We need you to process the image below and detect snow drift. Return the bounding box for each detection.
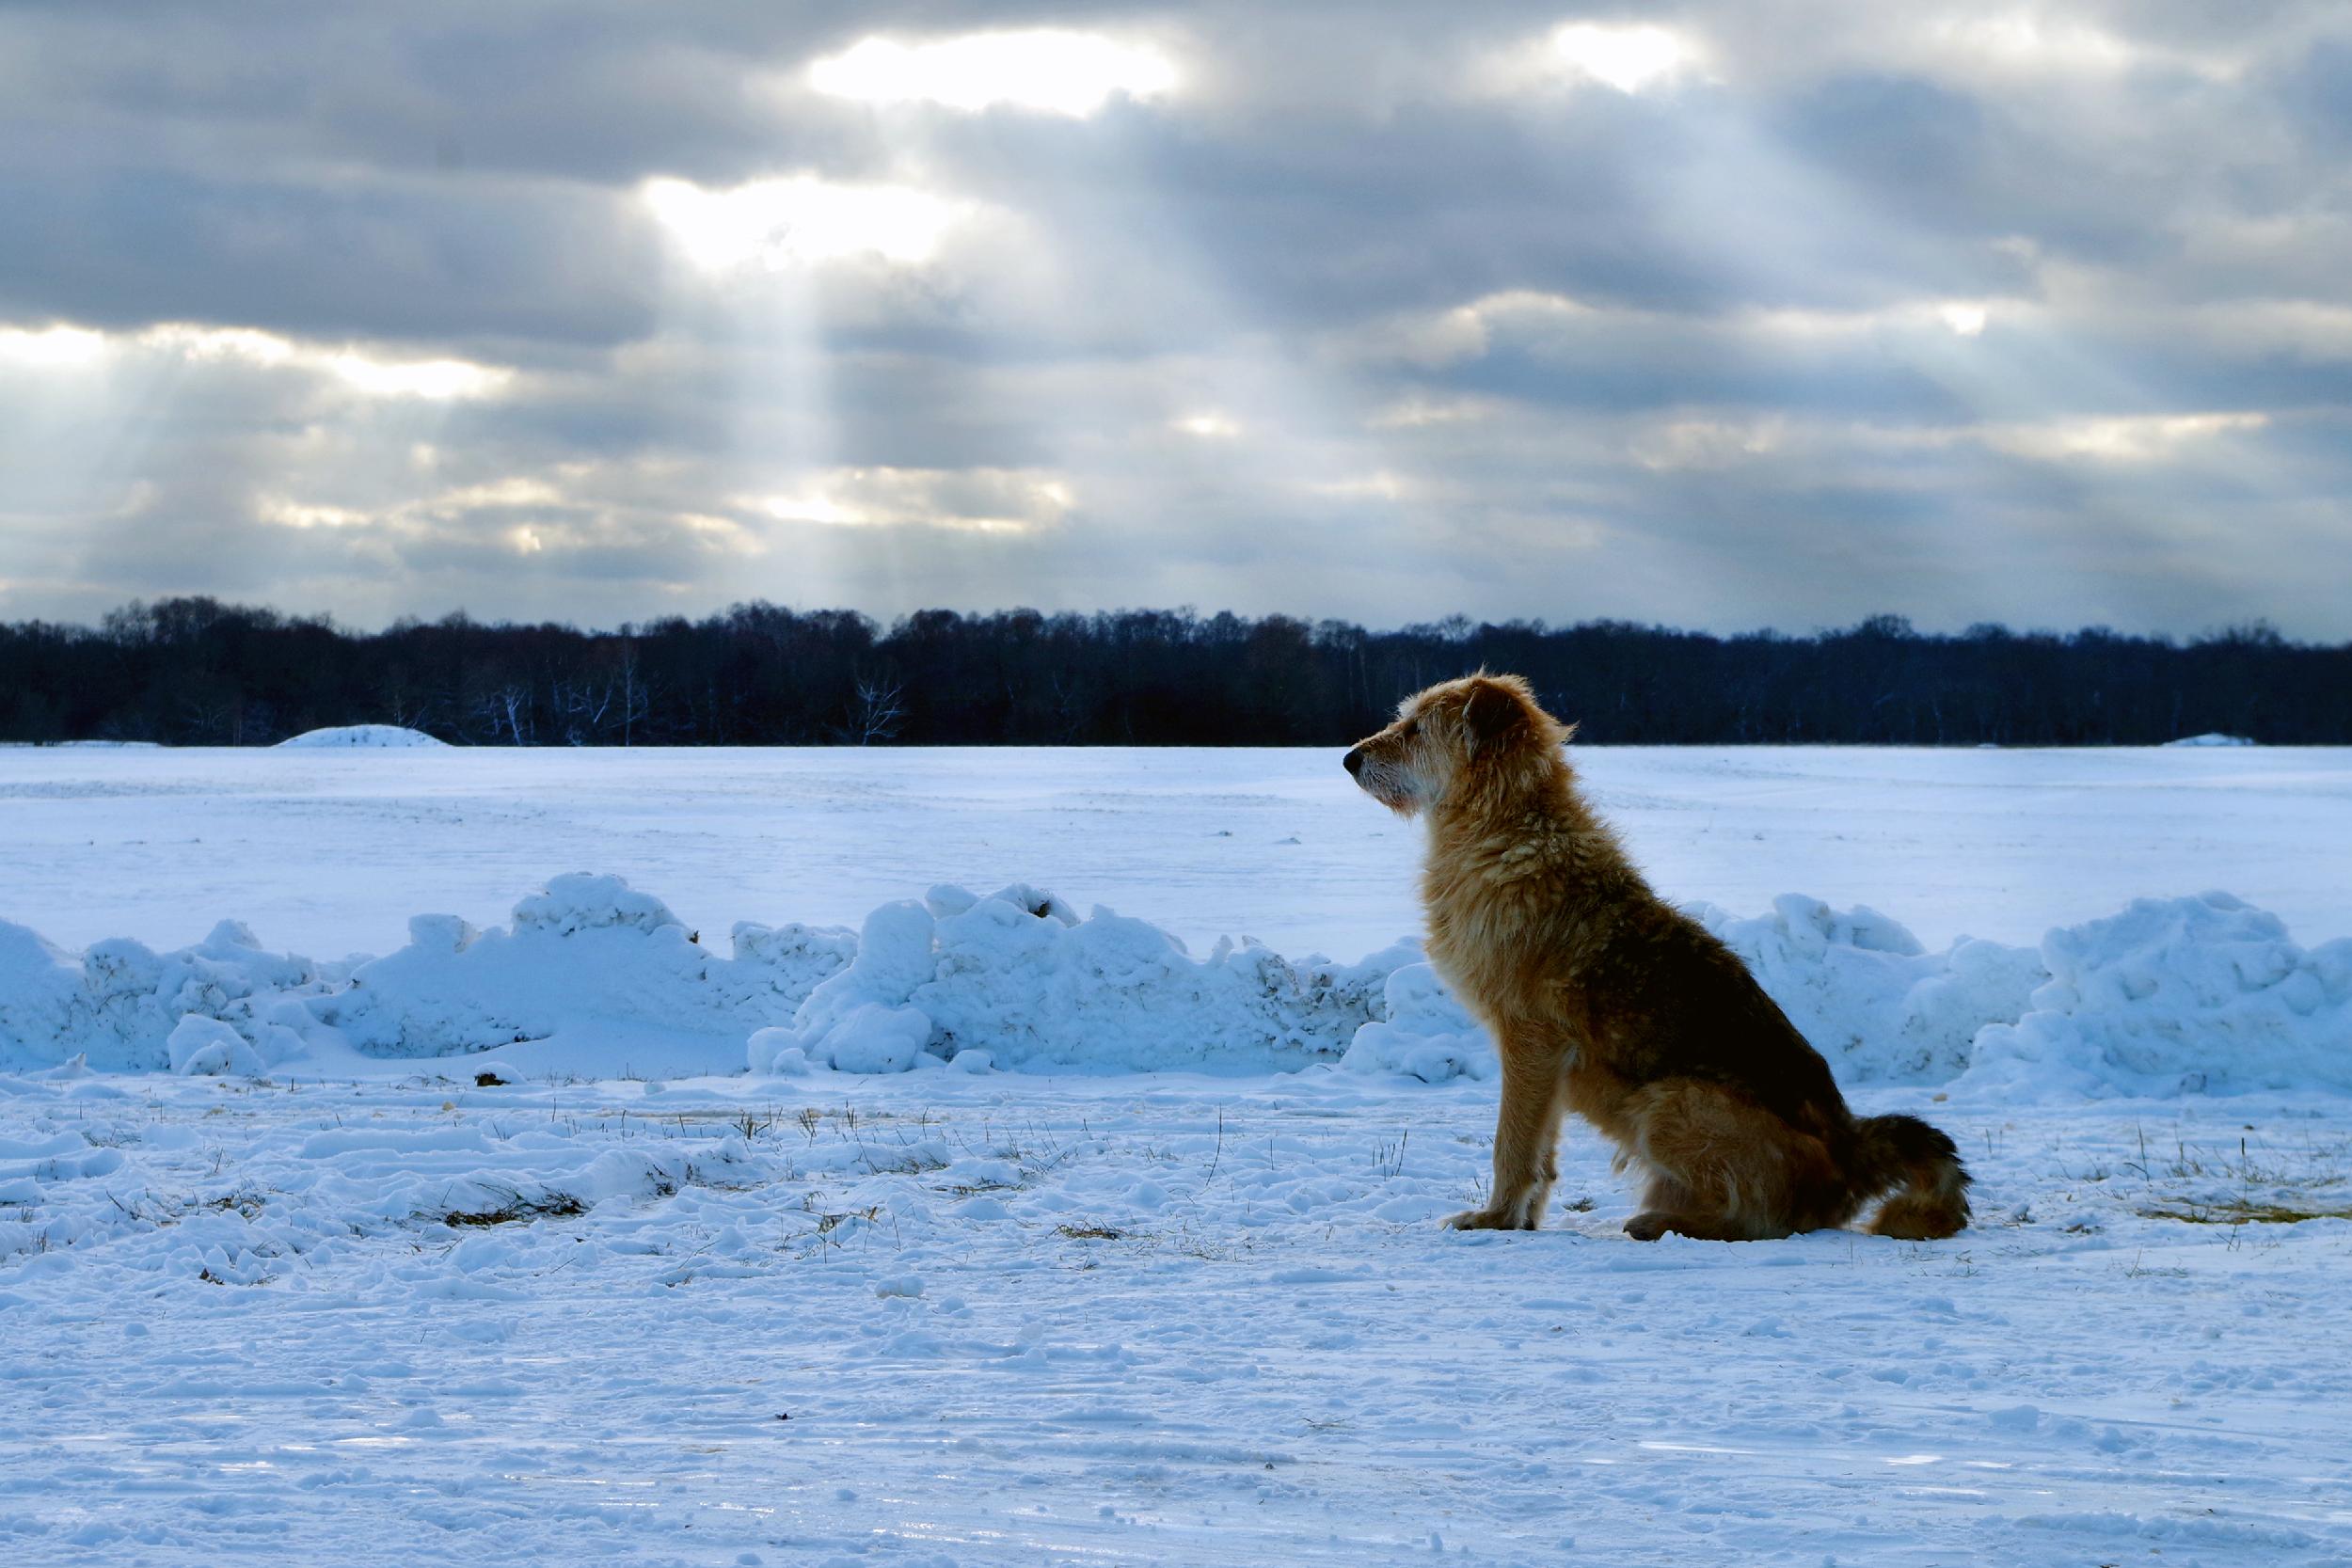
[1964,894,2352,1095]
[276,724,448,749]
[747,883,1406,1077]
[1685,896,2049,1085]
[1,878,2345,1098]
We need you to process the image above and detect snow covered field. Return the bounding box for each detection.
[4,744,2351,1565]
[6,1073,2349,1566]
[5,743,2348,959]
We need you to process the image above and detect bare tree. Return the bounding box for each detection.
[550,678,605,745]
[850,674,906,745]
[617,639,649,746]
[376,668,433,733]
[475,682,533,745]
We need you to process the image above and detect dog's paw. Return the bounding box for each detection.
[1623,1211,1672,1242]
[1444,1207,1507,1231]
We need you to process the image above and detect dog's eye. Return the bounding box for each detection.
[1400,720,1420,737]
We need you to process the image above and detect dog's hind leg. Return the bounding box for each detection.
[1619,1080,1808,1242]
[1624,1170,1720,1242]
[1446,1050,1566,1230]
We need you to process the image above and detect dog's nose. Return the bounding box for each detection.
[1343,747,1364,777]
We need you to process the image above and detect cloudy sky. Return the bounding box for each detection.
[2,3,2347,637]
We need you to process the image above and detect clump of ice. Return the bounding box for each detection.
[276,724,450,749]
[167,1015,265,1076]
[1342,962,1496,1083]
[788,1002,935,1074]
[2164,733,2256,748]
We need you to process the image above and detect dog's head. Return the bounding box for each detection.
[1343,672,1567,816]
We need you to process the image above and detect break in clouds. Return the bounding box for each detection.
[2,2,2348,638]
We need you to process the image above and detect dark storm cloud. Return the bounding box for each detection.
[0,169,670,345]
[1,0,2348,638]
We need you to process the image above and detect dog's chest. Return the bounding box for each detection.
[1422,900,1596,1020]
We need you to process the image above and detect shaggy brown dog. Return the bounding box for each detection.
[1345,673,1970,1242]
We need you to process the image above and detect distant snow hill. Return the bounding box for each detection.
[275,725,449,749]
[2165,732,2257,747]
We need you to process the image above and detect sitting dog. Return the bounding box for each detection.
[1344,673,1970,1241]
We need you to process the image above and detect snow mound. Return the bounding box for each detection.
[1963,894,2352,1096]
[167,1014,266,1077]
[1,880,2345,1098]
[276,724,449,749]
[2165,733,2256,747]
[746,888,1406,1075]
[1342,962,1495,1083]
[0,876,850,1078]
[1688,895,2047,1084]
[321,874,854,1068]
[0,918,327,1073]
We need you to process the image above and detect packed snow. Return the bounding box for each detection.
[275,723,449,748]
[4,745,2351,1565]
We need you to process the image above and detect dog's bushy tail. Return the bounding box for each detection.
[1851,1114,1972,1239]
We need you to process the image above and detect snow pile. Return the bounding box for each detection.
[276,724,449,748]
[1688,895,2048,1084]
[2,877,2347,1097]
[1963,893,2352,1096]
[0,918,329,1073]
[2164,733,2256,747]
[747,883,1406,1075]
[1184,889,2350,1097]
[1342,962,1495,1083]
[0,876,849,1077]
[319,874,853,1063]
[0,875,1402,1080]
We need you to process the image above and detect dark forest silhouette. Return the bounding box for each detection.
[2,598,2343,747]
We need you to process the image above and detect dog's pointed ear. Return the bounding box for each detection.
[1462,676,1532,756]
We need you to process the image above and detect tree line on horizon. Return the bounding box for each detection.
[0,597,2344,748]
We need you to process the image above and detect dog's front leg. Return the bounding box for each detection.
[1445,1050,1562,1230]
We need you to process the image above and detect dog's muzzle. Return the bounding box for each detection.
[1343,747,1365,778]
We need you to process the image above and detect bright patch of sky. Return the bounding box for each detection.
[1546,24,1700,93]
[642,176,969,270]
[4,322,511,399]
[808,29,1178,116]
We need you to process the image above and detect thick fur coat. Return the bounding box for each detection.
[1344,673,1970,1241]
